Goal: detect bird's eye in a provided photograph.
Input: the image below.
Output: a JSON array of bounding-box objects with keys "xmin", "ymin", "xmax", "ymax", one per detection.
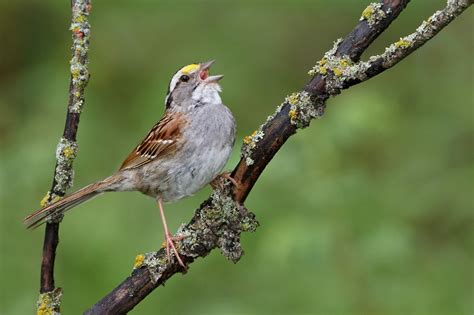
[{"xmin": 180, "ymin": 75, "xmax": 190, "ymax": 82}]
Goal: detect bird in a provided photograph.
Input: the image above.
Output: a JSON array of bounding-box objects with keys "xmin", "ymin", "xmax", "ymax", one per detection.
[{"xmin": 24, "ymin": 60, "xmax": 236, "ymax": 268}]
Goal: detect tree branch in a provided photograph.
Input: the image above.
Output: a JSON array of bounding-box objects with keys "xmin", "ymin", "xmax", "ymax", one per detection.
[
  {"xmin": 85, "ymin": 0, "xmax": 471, "ymax": 313},
  {"xmin": 36, "ymin": 0, "xmax": 91, "ymax": 313}
]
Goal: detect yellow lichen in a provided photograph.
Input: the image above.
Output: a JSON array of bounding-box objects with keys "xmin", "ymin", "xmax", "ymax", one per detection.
[
  {"xmin": 333, "ymin": 67, "xmax": 343, "ymax": 77},
  {"xmin": 287, "ymin": 93, "xmax": 299, "ymax": 105},
  {"xmin": 63, "ymin": 146, "xmax": 75, "ymax": 159},
  {"xmin": 361, "ymin": 6, "xmax": 375, "ymax": 20},
  {"xmin": 319, "ymin": 66, "xmax": 328, "ymax": 75},
  {"xmin": 243, "ymin": 130, "xmax": 258, "ymax": 145},
  {"xmin": 71, "ymin": 67, "xmax": 80, "ymax": 79},
  {"xmin": 360, "ymin": 3, "xmax": 385, "ymax": 26},
  {"xmin": 40, "ymin": 192, "xmax": 63, "ymax": 208},
  {"xmin": 37, "ymin": 298, "xmax": 52, "ymax": 315},
  {"xmin": 134, "ymin": 254, "xmax": 145, "ymax": 269},
  {"xmin": 289, "ymin": 109, "xmax": 298, "ymax": 121},
  {"xmin": 339, "ymin": 59, "xmax": 350, "ymax": 67},
  {"xmin": 40, "ymin": 191, "xmax": 51, "ymax": 208},
  {"xmin": 36, "ymin": 289, "xmax": 62, "ymax": 315},
  {"xmin": 73, "ymin": 15, "xmax": 86, "ymax": 23},
  {"xmin": 395, "ymin": 38, "xmax": 412, "ymax": 48}
]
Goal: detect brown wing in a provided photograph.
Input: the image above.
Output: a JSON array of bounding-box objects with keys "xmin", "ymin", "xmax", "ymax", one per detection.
[{"xmin": 119, "ymin": 112, "xmax": 186, "ymax": 170}]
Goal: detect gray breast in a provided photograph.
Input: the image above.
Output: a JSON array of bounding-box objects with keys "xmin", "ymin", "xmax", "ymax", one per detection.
[{"xmin": 158, "ymin": 103, "xmax": 235, "ymax": 202}]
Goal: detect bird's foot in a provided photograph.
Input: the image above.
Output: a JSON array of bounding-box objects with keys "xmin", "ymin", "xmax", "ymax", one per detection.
[
  {"xmin": 211, "ymin": 172, "xmax": 238, "ymax": 190},
  {"xmin": 163, "ymin": 233, "xmax": 187, "ymax": 270}
]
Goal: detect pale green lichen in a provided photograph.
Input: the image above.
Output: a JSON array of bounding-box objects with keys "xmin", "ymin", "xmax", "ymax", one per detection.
[
  {"xmin": 245, "ymin": 157, "xmax": 254, "ymax": 166},
  {"xmin": 375, "ymin": 0, "xmax": 471, "ymax": 70},
  {"xmin": 360, "ymin": 2, "xmax": 386, "ymax": 27},
  {"xmin": 308, "ymin": 38, "xmax": 342, "ymax": 77},
  {"xmin": 133, "ymin": 251, "xmax": 170, "ymax": 282},
  {"xmin": 377, "ymin": 24, "xmax": 427, "ymax": 68},
  {"xmin": 36, "ymin": 288, "xmax": 62, "ymax": 315},
  {"xmin": 179, "ymin": 177, "xmax": 258, "ymax": 262},
  {"xmin": 394, "ymin": 37, "xmax": 413, "ymax": 49},
  {"xmin": 307, "ymin": 0, "xmax": 457, "ymax": 96},
  {"xmin": 324, "ymin": 0, "xmax": 467, "ymax": 87},
  {"xmin": 309, "ymin": 39, "xmax": 371, "ymax": 95},
  {"xmin": 241, "ymin": 129, "xmax": 264, "ymax": 166},
  {"xmin": 185, "ymin": 180, "xmax": 258, "ymax": 262},
  {"xmin": 68, "ymin": 0, "xmax": 91, "ymax": 114},
  {"xmin": 133, "ymin": 179, "xmax": 258, "ymax": 283},
  {"xmin": 285, "ymin": 91, "xmax": 319, "ymax": 128},
  {"xmin": 53, "ymin": 137, "xmax": 78, "ymax": 194}
]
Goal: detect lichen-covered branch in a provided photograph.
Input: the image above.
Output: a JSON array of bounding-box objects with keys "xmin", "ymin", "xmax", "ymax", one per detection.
[
  {"xmin": 85, "ymin": 180, "xmax": 258, "ymax": 315},
  {"xmin": 308, "ymin": 0, "xmax": 472, "ymax": 94},
  {"xmin": 37, "ymin": 0, "xmax": 91, "ymax": 313},
  {"xmin": 86, "ymin": 0, "xmax": 470, "ymax": 313}
]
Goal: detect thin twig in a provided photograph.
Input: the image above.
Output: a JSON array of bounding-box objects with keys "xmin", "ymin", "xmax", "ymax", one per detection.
[
  {"xmin": 85, "ymin": 0, "xmax": 471, "ymax": 313},
  {"xmin": 36, "ymin": 0, "xmax": 91, "ymax": 313}
]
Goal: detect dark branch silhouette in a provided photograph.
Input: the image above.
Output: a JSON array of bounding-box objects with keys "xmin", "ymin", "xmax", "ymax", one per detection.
[{"xmin": 83, "ymin": 0, "xmax": 471, "ymax": 314}]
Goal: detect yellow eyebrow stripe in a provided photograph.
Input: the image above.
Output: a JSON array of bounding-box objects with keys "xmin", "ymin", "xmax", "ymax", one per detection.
[{"xmin": 180, "ymin": 64, "xmax": 199, "ymax": 74}]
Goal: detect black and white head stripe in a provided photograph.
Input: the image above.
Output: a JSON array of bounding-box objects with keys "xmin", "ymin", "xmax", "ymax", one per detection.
[{"xmin": 164, "ymin": 63, "xmax": 200, "ymax": 107}]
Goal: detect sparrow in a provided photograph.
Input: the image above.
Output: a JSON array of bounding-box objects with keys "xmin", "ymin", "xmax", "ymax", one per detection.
[{"xmin": 24, "ymin": 60, "xmax": 236, "ymax": 268}]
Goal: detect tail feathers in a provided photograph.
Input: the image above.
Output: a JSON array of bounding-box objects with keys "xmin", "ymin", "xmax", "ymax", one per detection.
[{"xmin": 24, "ymin": 180, "xmax": 108, "ymax": 229}]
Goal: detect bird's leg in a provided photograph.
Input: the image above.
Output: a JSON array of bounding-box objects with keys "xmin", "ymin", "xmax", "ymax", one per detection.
[
  {"xmin": 157, "ymin": 198, "xmax": 186, "ymax": 269},
  {"xmin": 210, "ymin": 172, "xmax": 238, "ymax": 190}
]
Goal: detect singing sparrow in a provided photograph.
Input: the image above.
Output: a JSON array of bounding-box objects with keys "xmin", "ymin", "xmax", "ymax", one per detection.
[{"xmin": 24, "ymin": 60, "xmax": 236, "ymax": 268}]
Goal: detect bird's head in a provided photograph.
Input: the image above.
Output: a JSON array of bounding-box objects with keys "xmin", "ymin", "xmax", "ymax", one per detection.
[{"xmin": 165, "ymin": 60, "xmax": 223, "ymax": 112}]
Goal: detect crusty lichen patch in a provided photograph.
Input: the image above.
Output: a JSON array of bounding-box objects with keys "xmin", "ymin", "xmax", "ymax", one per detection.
[
  {"xmin": 133, "ymin": 254, "xmax": 145, "ymax": 269},
  {"xmin": 377, "ymin": 17, "xmax": 433, "ymax": 68},
  {"xmin": 178, "ymin": 177, "xmax": 258, "ymax": 262},
  {"xmin": 307, "ymin": 0, "xmax": 469, "ymax": 98},
  {"xmin": 241, "ymin": 129, "xmax": 264, "ymax": 166},
  {"xmin": 40, "ymin": 191, "xmax": 52, "ymax": 208},
  {"xmin": 132, "ymin": 251, "xmax": 169, "ymax": 282},
  {"xmin": 360, "ymin": 2, "xmax": 387, "ymax": 27},
  {"xmin": 132, "ymin": 178, "xmax": 258, "ymax": 283},
  {"xmin": 40, "ymin": 191, "xmax": 63, "ymax": 208},
  {"xmin": 68, "ymin": 0, "xmax": 91, "ymax": 114},
  {"xmin": 308, "ymin": 38, "xmax": 342, "ymax": 77},
  {"xmin": 54, "ymin": 137, "xmax": 78, "ymax": 194},
  {"xmin": 36, "ymin": 288, "xmax": 62, "ymax": 315},
  {"xmin": 209, "ymin": 184, "xmax": 258, "ymax": 261},
  {"xmin": 285, "ymin": 91, "xmax": 320, "ymax": 128},
  {"xmin": 308, "ymin": 39, "xmax": 371, "ymax": 95}
]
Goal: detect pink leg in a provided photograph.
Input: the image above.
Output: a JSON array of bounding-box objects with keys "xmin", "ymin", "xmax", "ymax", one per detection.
[
  {"xmin": 222, "ymin": 172, "xmax": 238, "ymax": 187},
  {"xmin": 210, "ymin": 172, "xmax": 238, "ymax": 190},
  {"xmin": 157, "ymin": 198, "xmax": 186, "ymax": 269}
]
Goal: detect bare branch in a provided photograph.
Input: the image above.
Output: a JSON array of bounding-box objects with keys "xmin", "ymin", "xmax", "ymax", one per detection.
[
  {"xmin": 85, "ymin": 0, "xmax": 471, "ymax": 313},
  {"xmin": 36, "ymin": 0, "xmax": 92, "ymax": 313}
]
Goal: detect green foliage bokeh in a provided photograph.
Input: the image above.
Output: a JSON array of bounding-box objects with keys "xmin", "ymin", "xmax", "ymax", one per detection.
[{"xmin": 0, "ymin": 1, "xmax": 472, "ymax": 314}]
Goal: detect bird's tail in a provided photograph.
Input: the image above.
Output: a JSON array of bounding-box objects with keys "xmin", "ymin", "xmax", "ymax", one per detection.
[{"xmin": 24, "ymin": 178, "xmax": 115, "ymax": 229}]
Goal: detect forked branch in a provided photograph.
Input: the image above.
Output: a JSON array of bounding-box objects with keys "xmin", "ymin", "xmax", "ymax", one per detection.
[{"xmin": 84, "ymin": 0, "xmax": 471, "ymax": 314}]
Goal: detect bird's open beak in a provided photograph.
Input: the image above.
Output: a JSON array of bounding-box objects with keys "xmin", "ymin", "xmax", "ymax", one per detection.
[{"xmin": 199, "ymin": 60, "xmax": 224, "ymax": 83}]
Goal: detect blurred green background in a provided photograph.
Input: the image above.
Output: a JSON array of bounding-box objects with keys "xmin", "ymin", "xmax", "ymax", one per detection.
[{"xmin": 1, "ymin": 0, "xmax": 473, "ymax": 314}]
